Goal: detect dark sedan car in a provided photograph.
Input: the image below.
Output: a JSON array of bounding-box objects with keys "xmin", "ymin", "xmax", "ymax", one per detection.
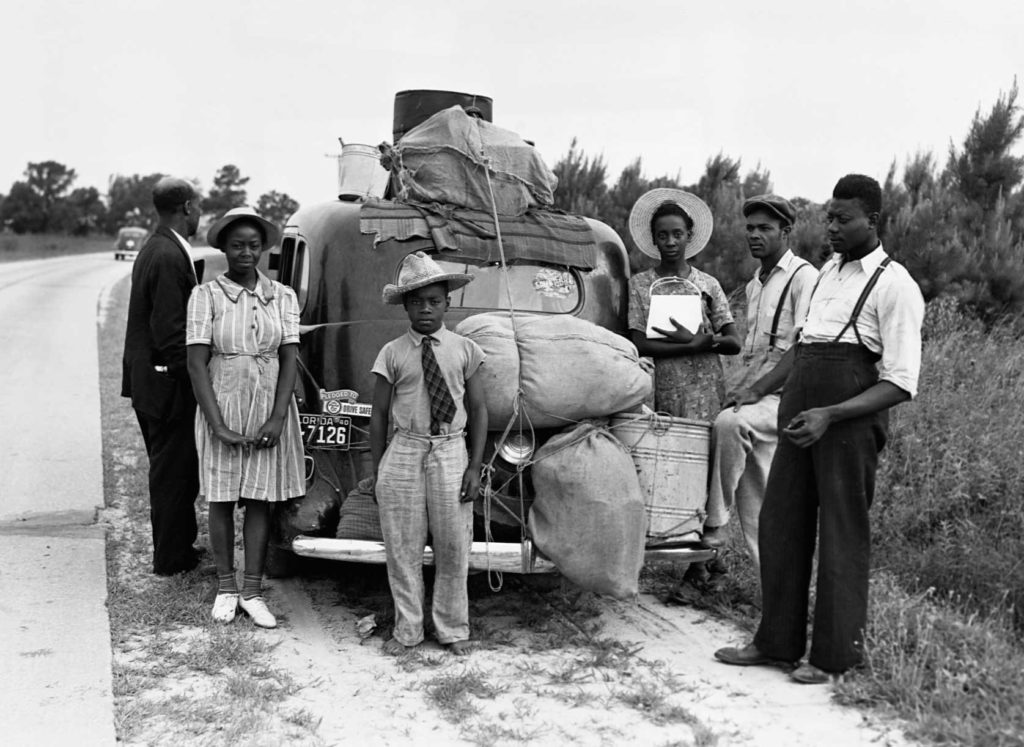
[{"xmin": 113, "ymin": 226, "xmax": 148, "ymax": 261}]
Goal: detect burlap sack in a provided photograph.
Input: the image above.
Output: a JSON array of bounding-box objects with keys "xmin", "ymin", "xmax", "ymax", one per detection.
[
  {"xmin": 455, "ymin": 312, "xmax": 653, "ymax": 431},
  {"xmin": 528, "ymin": 422, "xmax": 647, "ymax": 599}
]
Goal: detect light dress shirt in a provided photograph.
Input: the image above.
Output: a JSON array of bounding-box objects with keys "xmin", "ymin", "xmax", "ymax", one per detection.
[
  {"xmin": 799, "ymin": 244, "xmax": 925, "ymax": 397},
  {"xmin": 372, "ymin": 325, "xmax": 486, "ymax": 436},
  {"xmin": 170, "ymin": 228, "xmax": 198, "ymax": 283},
  {"xmin": 743, "ymin": 250, "xmax": 815, "ymax": 355}
]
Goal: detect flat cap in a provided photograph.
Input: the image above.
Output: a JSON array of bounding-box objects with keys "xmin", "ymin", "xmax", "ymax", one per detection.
[{"xmin": 742, "ymin": 194, "xmax": 796, "ymax": 227}]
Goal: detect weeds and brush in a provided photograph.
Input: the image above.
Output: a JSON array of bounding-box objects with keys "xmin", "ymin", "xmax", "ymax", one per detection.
[
  {"xmin": 875, "ymin": 310, "xmax": 1024, "ymax": 626},
  {"xmin": 640, "ymin": 548, "xmax": 762, "ymax": 636},
  {"xmin": 845, "ymin": 304, "xmax": 1024, "ymax": 742},
  {"xmin": 179, "ymin": 626, "xmax": 278, "ymax": 675},
  {"xmin": 461, "ymin": 719, "xmax": 550, "ymax": 746},
  {"xmin": 106, "ymin": 575, "xmax": 209, "ymax": 637},
  {"xmin": 836, "ymin": 572, "xmax": 1024, "ymax": 746},
  {"xmin": 423, "ymin": 668, "xmax": 503, "ymax": 723}
]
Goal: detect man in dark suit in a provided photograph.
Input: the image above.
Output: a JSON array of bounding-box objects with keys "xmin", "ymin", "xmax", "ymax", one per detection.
[{"xmin": 122, "ymin": 177, "xmax": 206, "ymax": 575}]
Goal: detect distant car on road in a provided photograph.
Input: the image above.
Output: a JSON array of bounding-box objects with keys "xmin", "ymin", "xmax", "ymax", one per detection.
[{"xmin": 113, "ymin": 227, "xmax": 148, "ymax": 261}]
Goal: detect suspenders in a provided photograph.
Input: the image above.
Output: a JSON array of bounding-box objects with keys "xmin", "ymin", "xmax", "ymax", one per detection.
[
  {"xmin": 832, "ymin": 256, "xmax": 893, "ymax": 345},
  {"xmin": 767, "ymin": 262, "xmax": 813, "ymax": 350}
]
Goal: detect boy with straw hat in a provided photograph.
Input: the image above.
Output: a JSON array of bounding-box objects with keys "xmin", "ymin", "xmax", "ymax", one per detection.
[{"xmin": 369, "ymin": 251, "xmax": 488, "ymax": 656}]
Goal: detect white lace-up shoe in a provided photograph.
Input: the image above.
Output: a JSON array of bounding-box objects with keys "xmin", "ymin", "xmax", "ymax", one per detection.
[
  {"xmin": 212, "ymin": 593, "xmax": 239, "ymax": 623},
  {"xmin": 238, "ymin": 596, "xmax": 277, "ymax": 628}
]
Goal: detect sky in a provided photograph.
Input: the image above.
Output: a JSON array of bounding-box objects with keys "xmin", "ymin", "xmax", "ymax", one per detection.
[{"xmin": 2, "ymin": 0, "xmax": 1022, "ymax": 213}]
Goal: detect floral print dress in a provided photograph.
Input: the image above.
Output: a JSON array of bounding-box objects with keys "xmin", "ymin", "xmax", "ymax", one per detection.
[{"xmin": 628, "ymin": 267, "xmax": 734, "ymax": 422}]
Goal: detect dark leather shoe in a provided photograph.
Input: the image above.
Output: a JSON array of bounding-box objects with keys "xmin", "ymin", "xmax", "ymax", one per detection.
[
  {"xmin": 154, "ymin": 547, "xmax": 210, "ymax": 576},
  {"xmin": 714, "ymin": 643, "xmax": 791, "ymax": 668}
]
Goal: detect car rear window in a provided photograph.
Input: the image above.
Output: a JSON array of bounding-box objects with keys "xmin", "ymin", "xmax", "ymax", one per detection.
[{"xmin": 433, "ymin": 258, "xmax": 580, "ymax": 313}]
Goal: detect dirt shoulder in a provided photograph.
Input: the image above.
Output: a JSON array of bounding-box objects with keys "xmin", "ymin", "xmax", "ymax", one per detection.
[
  {"xmin": 99, "ymin": 267, "xmax": 912, "ymax": 746},
  {"xmin": 259, "ymin": 569, "xmax": 912, "ymax": 747}
]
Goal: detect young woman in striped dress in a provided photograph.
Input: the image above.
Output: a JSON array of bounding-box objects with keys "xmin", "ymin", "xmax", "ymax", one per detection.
[{"xmin": 186, "ymin": 207, "xmax": 305, "ymax": 628}]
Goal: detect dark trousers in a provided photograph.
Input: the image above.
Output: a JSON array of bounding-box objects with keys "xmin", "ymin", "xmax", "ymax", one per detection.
[
  {"xmin": 753, "ymin": 343, "xmax": 888, "ymax": 672},
  {"xmin": 135, "ymin": 409, "xmax": 200, "ymax": 574}
]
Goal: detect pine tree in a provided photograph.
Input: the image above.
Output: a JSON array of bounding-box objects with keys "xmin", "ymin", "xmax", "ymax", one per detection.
[{"xmin": 947, "ymin": 79, "xmax": 1024, "ymax": 212}]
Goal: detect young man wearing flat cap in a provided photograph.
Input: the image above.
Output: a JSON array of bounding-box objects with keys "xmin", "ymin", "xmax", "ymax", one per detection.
[
  {"xmin": 715, "ymin": 174, "xmax": 924, "ymax": 684},
  {"xmin": 706, "ymin": 194, "xmax": 813, "ymax": 571}
]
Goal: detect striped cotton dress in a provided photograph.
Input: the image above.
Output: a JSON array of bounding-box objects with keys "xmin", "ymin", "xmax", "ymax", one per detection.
[{"xmin": 186, "ymin": 272, "xmax": 305, "ymax": 502}]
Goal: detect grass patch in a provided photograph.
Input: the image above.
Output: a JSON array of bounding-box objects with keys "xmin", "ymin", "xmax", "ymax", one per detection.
[
  {"xmin": 106, "ymin": 575, "xmax": 209, "ymax": 636},
  {"xmin": 463, "ymin": 719, "xmax": 549, "ymax": 746},
  {"xmin": 0, "ymin": 232, "xmax": 114, "ymax": 262},
  {"xmin": 828, "ymin": 304, "xmax": 1024, "ymax": 744},
  {"xmin": 615, "ymin": 679, "xmax": 667, "ymax": 712},
  {"xmin": 836, "ymin": 572, "xmax": 1024, "ymax": 745},
  {"xmin": 875, "ymin": 309, "xmax": 1024, "ymax": 626},
  {"xmin": 424, "ymin": 668, "xmax": 503, "ymax": 723},
  {"xmin": 179, "ymin": 627, "xmax": 277, "ymax": 675}
]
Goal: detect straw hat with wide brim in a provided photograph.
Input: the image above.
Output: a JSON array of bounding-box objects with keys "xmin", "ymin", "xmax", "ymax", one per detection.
[
  {"xmin": 382, "ymin": 251, "xmax": 474, "ymax": 305},
  {"xmin": 628, "ymin": 188, "xmax": 714, "ymax": 260},
  {"xmin": 206, "ymin": 207, "xmax": 281, "ymax": 250}
]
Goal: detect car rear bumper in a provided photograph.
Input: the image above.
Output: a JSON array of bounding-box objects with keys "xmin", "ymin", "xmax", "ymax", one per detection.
[{"xmin": 291, "ymin": 535, "xmax": 717, "ymax": 574}]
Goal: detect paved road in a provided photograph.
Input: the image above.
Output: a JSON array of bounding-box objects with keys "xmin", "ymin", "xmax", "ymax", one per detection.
[
  {"xmin": 0, "ymin": 254, "xmax": 132, "ymax": 521},
  {"xmin": 0, "ymin": 253, "xmax": 133, "ymax": 745}
]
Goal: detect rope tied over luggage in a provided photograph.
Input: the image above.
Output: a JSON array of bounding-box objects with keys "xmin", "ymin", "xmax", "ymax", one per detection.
[
  {"xmin": 477, "ymin": 135, "xmax": 692, "ymax": 580},
  {"xmin": 479, "ymin": 147, "xmax": 523, "ymax": 591}
]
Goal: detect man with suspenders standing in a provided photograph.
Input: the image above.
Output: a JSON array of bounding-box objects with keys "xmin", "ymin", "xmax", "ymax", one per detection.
[
  {"xmin": 705, "ymin": 195, "xmax": 813, "ymax": 570},
  {"xmin": 714, "ymin": 174, "xmax": 925, "ymax": 684}
]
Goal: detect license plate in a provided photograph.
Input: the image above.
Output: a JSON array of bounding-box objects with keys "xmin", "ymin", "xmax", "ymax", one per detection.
[{"xmin": 299, "ymin": 414, "xmax": 351, "ymax": 450}]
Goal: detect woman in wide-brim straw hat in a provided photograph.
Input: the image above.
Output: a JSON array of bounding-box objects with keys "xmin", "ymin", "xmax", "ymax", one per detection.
[
  {"xmin": 627, "ymin": 188, "xmax": 741, "ymax": 419},
  {"xmin": 626, "ymin": 189, "xmax": 741, "ymax": 581},
  {"xmin": 186, "ymin": 206, "xmax": 304, "ymax": 629}
]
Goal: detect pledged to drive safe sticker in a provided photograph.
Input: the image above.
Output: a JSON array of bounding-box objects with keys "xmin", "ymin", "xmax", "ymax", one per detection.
[
  {"xmin": 320, "ymin": 389, "xmax": 372, "ymax": 418},
  {"xmin": 325, "ymin": 400, "xmax": 373, "ymax": 418}
]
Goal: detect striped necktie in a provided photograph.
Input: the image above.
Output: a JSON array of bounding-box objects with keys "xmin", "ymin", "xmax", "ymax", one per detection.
[{"xmin": 422, "ymin": 335, "xmax": 457, "ymax": 435}]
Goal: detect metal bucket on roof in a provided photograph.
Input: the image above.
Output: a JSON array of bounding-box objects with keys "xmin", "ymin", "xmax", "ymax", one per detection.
[{"xmin": 337, "ymin": 142, "xmax": 390, "ymax": 202}]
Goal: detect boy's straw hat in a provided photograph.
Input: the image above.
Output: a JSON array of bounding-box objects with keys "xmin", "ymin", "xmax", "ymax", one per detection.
[
  {"xmin": 628, "ymin": 188, "xmax": 713, "ymax": 260},
  {"xmin": 382, "ymin": 251, "xmax": 474, "ymax": 305},
  {"xmin": 207, "ymin": 206, "xmax": 281, "ymax": 250}
]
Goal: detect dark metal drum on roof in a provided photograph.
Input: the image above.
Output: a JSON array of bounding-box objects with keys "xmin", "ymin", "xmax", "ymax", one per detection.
[{"xmin": 392, "ymin": 89, "xmax": 493, "ymax": 143}]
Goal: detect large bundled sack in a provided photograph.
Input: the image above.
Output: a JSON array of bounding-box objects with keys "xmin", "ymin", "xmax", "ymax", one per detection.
[
  {"xmin": 529, "ymin": 422, "xmax": 647, "ymax": 599},
  {"xmin": 455, "ymin": 313, "xmax": 652, "ymax": 430},
  {"xmin": 388, "ymin": 106, "xmax": 558, "ymax": 216}
]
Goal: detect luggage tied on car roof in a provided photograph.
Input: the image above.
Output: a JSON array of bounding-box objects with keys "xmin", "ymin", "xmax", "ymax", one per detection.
[
  {"xmin": 359, "ymin": 199, "xmax": 598, "ymax": 269},
  {"xmin": 382, "ymin": 105, "xmax": 558, "ymax": 216}
]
